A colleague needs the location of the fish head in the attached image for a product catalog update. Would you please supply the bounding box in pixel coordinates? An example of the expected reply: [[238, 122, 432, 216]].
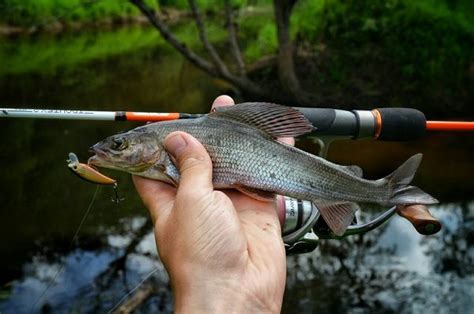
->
[[88, 131, 163, 173]]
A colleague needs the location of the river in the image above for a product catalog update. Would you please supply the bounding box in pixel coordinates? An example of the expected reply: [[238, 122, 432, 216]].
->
[[0, 26, 473, 313]]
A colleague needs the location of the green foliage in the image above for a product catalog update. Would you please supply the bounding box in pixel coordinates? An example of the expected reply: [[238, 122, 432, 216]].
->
[[244, 20, 277, 61], [0, 0, 159, 26], [1, 0, 471, 111], [159, 0, 216, 10], [0, 0, 273, 27], [289, 0, 473, 102], [291, 0, 326, 41]]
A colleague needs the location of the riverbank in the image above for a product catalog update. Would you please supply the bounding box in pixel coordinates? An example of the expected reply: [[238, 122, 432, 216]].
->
[[1, 0, 472, 116], [0, 7, 188, 36]]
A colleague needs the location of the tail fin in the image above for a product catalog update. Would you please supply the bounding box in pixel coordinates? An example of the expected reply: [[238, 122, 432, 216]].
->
[[391, 186, 438, 204], [385, 154, 438, 205]]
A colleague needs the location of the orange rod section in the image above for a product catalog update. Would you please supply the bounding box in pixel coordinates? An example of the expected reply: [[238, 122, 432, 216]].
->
[[426, 121, 474, 131], [125, 112, 180, 122], [371, 109, 383, 139]]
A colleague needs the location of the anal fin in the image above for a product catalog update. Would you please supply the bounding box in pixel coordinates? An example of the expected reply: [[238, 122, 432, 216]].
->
[[313, 200, 360, 236]]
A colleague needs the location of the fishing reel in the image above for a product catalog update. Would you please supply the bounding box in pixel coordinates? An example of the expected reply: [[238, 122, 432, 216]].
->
[[281, 196, 394, 255], [281, 196, 441, 255]]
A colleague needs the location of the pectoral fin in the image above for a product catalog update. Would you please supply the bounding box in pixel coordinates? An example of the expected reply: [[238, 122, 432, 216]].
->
[[234, 185, 275, 202], [313, 200, 360, 236]]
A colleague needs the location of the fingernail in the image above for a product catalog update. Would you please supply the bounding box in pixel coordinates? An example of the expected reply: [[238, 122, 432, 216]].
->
[[165, 133, 187, 157]]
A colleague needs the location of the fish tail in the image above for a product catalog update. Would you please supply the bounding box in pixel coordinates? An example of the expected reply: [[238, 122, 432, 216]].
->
[[314, 154, 437, 237], [384, 154, 438, 205]]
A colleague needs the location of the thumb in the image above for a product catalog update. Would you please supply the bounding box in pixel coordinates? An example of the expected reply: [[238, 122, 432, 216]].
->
[[165, 132, 214, 201]]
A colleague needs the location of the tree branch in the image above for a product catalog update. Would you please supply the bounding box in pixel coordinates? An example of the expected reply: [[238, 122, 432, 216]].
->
[[224, 0, 247, 77], [130, 0, 275, 101], [273, 0, 322, 105], [188, 0, 231, 77], [273, 0, 301, 93], [130, 0, 217, 76], [112, 284, 155, 314]]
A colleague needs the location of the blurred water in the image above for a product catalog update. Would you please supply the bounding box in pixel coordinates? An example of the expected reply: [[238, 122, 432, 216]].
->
[[2, 202, 472, 313]]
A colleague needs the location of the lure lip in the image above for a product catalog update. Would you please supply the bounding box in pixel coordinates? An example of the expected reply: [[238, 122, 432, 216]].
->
[[67, 152, 80, 170]]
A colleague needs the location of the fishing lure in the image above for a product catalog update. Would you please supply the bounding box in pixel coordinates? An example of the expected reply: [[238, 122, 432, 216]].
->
[[67, 152, 123, 202]]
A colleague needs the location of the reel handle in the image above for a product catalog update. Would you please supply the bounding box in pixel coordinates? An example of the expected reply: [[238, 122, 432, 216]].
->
[[397, 204, 441, 235]]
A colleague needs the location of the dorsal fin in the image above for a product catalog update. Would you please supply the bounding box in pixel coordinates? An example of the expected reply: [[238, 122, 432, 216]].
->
[[209, 102, 315, 138]]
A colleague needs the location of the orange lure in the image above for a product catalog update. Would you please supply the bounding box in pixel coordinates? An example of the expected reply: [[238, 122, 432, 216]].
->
[[67, 152, 116, 185]]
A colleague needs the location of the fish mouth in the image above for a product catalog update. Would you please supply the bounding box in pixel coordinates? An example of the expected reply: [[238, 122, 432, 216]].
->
[[87, 155, 103, 166], [88, 145, 109, 166]]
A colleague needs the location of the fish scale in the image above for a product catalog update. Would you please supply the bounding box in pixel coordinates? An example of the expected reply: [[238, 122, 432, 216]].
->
[[89, 102, 438, 235]]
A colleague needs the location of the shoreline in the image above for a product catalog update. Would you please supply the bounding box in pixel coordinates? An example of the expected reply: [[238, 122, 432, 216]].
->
[[0, 8, 189, 37]]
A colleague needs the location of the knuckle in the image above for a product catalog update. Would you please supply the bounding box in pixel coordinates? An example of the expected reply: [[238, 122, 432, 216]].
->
[[178, 154, 208, 173]]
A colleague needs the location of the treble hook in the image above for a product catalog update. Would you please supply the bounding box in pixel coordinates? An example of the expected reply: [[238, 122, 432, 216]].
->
[[67, 152, 124, 203], [111, 183, 125, 203]]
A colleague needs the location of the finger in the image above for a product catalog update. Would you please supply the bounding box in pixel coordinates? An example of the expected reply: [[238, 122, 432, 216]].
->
[[211, 95, 235, 111], [164, 131, 213, 202], [132, 175, 176, 224]]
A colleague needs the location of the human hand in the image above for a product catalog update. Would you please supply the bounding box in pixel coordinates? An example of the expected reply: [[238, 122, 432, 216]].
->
[[133, 96, 288, 313]]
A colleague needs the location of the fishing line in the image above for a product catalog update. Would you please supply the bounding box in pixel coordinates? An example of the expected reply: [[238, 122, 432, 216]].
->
[[107, 266, 160, 313], [30, 185, 101, 313]]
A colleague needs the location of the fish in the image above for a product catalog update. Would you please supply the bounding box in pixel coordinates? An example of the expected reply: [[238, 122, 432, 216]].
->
[[88, 102, 438, 235]]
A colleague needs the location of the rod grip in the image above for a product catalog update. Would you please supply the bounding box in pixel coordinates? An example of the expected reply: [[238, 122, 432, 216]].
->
[[374, 108, 426, 141], [397, 204, 441, 235]]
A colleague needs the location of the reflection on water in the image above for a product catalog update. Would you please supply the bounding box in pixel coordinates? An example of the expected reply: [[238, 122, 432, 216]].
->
[[1, 218, 171, 313], [0, 26, 473, 313], [2, 203, 472, 313], [283, 202, 474, 313]]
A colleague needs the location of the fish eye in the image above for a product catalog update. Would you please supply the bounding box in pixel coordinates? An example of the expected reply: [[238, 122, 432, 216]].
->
[[112, 137, 128, 150]]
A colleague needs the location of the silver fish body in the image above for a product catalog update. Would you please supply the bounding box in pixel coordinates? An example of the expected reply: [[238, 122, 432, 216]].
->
[[89, 103, 438, 235]]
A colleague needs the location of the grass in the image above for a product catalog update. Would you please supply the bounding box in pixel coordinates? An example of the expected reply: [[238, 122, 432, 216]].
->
[[0, 0, 159, 27]]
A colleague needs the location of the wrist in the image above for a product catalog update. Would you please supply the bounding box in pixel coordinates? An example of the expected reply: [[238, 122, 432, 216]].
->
[[173, 277, 281, 313]]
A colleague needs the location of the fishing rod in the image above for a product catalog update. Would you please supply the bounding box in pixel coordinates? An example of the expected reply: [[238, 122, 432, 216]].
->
[[2, 105, 454, 254], [1, 106, 473, 142]]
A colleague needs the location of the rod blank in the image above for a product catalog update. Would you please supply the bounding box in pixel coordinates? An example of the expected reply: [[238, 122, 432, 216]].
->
[[0, 108, 116, 120], [1, 107, 473, 133], [0, 108, 199, 122], [426, 121, 474, 131]]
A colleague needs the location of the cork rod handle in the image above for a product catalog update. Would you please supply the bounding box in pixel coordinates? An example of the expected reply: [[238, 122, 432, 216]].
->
[[397, 204, 441, 235]]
